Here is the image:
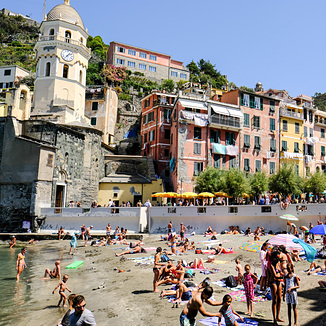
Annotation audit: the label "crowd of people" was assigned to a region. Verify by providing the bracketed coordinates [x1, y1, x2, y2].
[10, 215, 326, 326]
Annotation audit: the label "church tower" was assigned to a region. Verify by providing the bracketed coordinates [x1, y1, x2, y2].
[32, 0, 91, 124]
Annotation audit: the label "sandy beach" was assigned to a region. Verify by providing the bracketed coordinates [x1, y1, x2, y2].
[3, 233, 326, 326]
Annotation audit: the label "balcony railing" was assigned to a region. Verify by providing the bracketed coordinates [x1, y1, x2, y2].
[38, 35, 91, 54]
[280, 109, 303, 120]
[211, 115, 240, 128]
[153, 99, 174, 107]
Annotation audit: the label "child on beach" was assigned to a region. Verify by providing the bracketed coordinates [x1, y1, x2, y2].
[69, 232, 78, 255]
[235, 259, 244, 285]
[43, 260, 61, 279]
[52, 274, 72, 307]
[243, 264, 258, 317]
[9, 236, 16, 248]
[219, 294, 243, 326]
[283, 263, 299, 326]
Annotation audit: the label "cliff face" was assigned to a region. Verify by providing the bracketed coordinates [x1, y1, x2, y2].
[115, 94, 143, 155]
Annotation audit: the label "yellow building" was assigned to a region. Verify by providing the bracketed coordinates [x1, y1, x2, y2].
[98, 174, 164, 206]
[280, 102, 304, 175]
[98, 155, 164, 206]
[0, 101, 6, 117]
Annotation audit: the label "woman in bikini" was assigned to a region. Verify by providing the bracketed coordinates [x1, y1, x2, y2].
[268, 250, 284, 324]
[153, 247, 166, 292]
[278, 245, 293, 274]
[16, 247, 27, 282]
[170, 233, 178, 254]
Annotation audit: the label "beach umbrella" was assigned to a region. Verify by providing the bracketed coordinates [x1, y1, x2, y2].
[280, 214, 299, 221]
[215, 191, 230, 197]
[197, 192, 215, 198]
[151, 193, 164, 198]
[267, 234, 302, 251]
[161, 192, 178, 198]
[242, 193, 250, 198]
[239, 241, 271, 253]
[309, 224, 326, 235]
[179, 192, 198, 198]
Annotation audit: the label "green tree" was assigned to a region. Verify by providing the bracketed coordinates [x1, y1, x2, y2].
[312, 92, 326, 111]
[222, 169, 249, 198]
[249, 172, 268, 198]
[240, 86, 254, 93]
[304, 171, 326, 197]
[269, 165, 303, 197]
[194, 166, 225, 193]
[159, 79, 175, 93]
[186, 60, 200, 75]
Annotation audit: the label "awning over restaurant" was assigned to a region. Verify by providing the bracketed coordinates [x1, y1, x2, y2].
[211, 104, 229, 115]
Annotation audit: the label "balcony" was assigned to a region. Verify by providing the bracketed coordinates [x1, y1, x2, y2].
[153, 99, 174, 107]
[280, 109, 303, 120]
[210, 114, 240, 129]
[314, 116, 326, 127]
[38, 35, 91, 54]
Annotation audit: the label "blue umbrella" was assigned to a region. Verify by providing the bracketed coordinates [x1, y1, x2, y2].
[309, 224, 326, 235]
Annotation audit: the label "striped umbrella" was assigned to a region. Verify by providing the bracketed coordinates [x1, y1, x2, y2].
[280, 214, 299, 221]
[267, 234, 302, 251]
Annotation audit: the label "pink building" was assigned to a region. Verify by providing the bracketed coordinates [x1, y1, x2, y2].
[141, 91, 176, 186]
[169, 94, 242, 193]
[220, 89, 281, 175]
[107, 41, 189, 83]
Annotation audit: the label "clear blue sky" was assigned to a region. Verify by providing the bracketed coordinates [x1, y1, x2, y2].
[8, 0, 326, 97]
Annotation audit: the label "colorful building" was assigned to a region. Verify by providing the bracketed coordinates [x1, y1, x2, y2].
[141, 91, 177, 186]
[169, 92, 243, 192]
[85, 86, 118, 145]
[220, 89, 281, 175]
[107, 41, 189, 83]
[312, 109, 326, 173]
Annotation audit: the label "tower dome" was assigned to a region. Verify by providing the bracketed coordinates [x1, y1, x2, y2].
[46, 0, 84, 29]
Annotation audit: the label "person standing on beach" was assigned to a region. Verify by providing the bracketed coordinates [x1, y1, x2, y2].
[80, 224, 86, 240]
[52, 274, 72, 307]
[168, 221, 173, 237]
[180, 223, 187, 241]
[70, 232, 78, 255]
[16, 247, 27, 282]
[84, 225, 93, 247]
[70, 295, 97, 326]
[180, 286, 221, 326]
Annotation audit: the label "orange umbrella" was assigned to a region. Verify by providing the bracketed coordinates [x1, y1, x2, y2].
[197, 192, 215, 198]
[179, 192, 198, 198]
[161, 192, 179, 198]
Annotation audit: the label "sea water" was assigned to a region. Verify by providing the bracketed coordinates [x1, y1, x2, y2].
[0, 242, 67, 326]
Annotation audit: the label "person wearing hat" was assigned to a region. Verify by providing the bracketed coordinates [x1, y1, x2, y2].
[85, 226, 93, 247]
[70, 232, 78, 255]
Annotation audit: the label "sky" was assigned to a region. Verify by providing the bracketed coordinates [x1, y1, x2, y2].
[7, 0, 326, 97]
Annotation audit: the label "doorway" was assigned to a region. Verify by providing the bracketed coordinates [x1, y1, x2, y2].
[134, 195, 143, 207]
[55, 185, 65, 213]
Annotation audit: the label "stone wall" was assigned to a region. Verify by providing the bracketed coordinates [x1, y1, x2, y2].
[115, 97, 142, 155]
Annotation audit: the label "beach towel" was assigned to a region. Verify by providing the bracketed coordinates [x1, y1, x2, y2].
[199, 316, 258, 325]
[228, 290, 267, 302]
[212, 280, 244, 290]
[292, 238, 317, 263]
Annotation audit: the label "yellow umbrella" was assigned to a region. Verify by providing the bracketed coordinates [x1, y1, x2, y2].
[151, 193, 164, 198]
[162, 192, 179, 198]
[242, 193, 250, 198]
[179, 192, 198, 198]
[197, 192, 215, 198]
[215, 191, 229, 197]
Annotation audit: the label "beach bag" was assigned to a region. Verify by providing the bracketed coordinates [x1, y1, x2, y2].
[184, 281, 196, 288]
[161, 254, 170, 262]
[225, 275, 237, 288]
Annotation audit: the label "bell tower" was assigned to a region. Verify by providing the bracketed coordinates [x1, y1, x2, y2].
[32, 0, 91, 124]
